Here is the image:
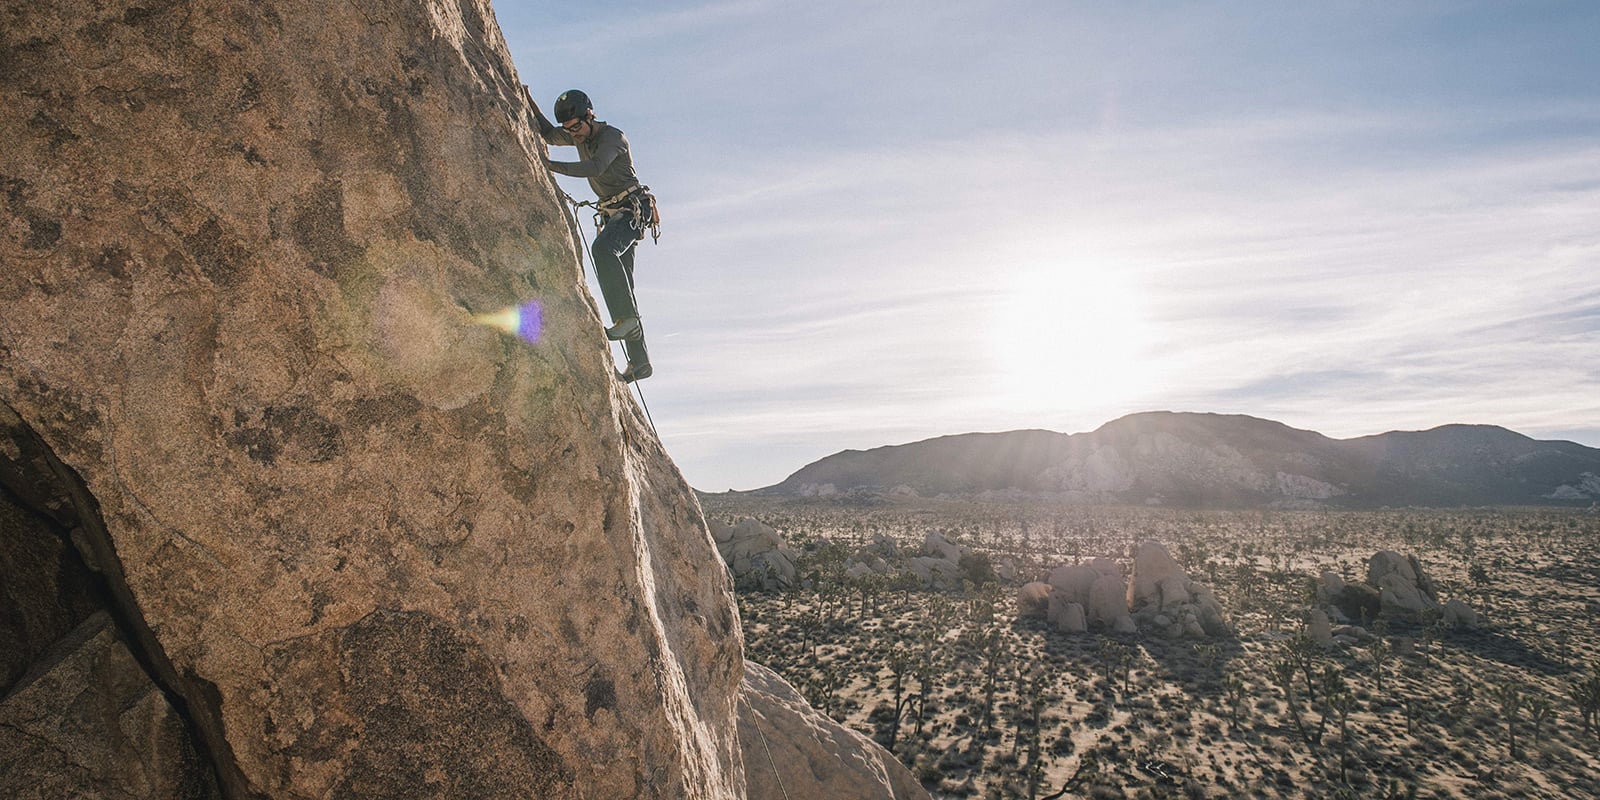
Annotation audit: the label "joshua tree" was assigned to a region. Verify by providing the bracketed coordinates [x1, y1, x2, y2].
[1571, 662, 1600, 738]
[1271, 655, 1313, 745]
[1285, 633, 1323, 705]
[976, 625, 1010, 733]
[1115, 647, 1137, 696]
[1326, 669, 1355, 784]
[883, 648, 917, 753]
[1493, 681, 1523, 760]
[1402, 695, 1426, 736]
[1368, 636, 1392, 695]
[1194, 642, 1221, 673]
[1221, 673, 1249, 736]
[1273, 640, 1339, 746]
[1467, 561, 1491, 606]
[1020, 670, 1049, 800]
[1096, 638, 1120, 685]
[1526, 693, 1552, 750]
[1381, 778, 1420, 799]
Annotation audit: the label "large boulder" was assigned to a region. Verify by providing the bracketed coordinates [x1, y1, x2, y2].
[1047, 557, 1119, 608]
[1047, 595, 1088, 634]
[1088, 572, 1136, 632]
[710, 517, 797, 591]
[1044, 558, 1134, 633]
[738, 662, 929, 800]
[1128, 541, 1190, 610]
[1127, 541, 1229, 638]
[1442, 598, 1478, 628]
[922, 530, 966, 563]
[0, 1, 898, 796]
[1017, 582, 1052, 619]
[907, 555, 963, 591]
[1368, 551, 1441, 616]
[1308, 608, 1333, 648]
[995, 556, 1018, 583]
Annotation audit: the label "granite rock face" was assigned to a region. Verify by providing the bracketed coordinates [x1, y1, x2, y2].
[738, 662, 930, 800]
[2, 1, 750, 798]
[0, 613, 219, 800]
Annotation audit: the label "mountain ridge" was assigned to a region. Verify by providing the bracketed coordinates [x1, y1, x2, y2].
[755, 412, 1600, 509]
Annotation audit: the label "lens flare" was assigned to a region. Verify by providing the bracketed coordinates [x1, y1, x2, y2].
[473, 299, 543, 344]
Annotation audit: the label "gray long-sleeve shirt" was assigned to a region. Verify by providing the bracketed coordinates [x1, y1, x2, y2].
[534, 106, 640, 201]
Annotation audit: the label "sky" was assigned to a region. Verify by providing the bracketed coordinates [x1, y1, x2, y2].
[493, 1, 1600, 492]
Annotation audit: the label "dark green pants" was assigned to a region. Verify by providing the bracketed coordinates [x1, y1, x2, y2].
[592, 209, 648, 367]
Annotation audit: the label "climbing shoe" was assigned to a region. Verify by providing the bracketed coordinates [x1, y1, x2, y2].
[618, 361, 653, 383]
[605, 316, 642, 341]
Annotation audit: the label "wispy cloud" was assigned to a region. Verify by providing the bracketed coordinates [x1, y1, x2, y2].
[499, 2, 1600, 490]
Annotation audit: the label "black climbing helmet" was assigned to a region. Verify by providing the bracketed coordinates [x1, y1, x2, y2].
[554, 89, 592, 124]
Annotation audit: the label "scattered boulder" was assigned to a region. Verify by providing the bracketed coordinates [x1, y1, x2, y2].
[1442, 598, 1478, 628]
[710, 517, 798, 591]
[1126, 541, 1229, 638]
[1048, 557, 1120, 604]
[922, 530, 966, 563]
[1329, 581, 1382, 625]
[1332, 625, 1374, 644]
[1017, 582, 1052, 618]
[995, 557, 1018, 583]
[1047, 595, 1088, 634]
[1089, 572, 1136, 633]
[1314, 553, 1475, 632]
[868, 533, 901, 558]
[907, 556, 963, 591]
[1128, 541, 1191, 609]
[1316, 570, 1348, 608]
[1367, 551, 1441, 616]
[1308, 609, 1333, 648]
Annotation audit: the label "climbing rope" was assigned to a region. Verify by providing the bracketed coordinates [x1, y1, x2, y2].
[740, 695, 792, 800]
[556, 188, 659, 438]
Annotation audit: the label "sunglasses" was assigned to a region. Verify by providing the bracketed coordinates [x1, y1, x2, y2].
[562, 120, 586, 133]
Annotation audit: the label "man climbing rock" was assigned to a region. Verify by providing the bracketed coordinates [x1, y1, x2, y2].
[529, 88, 657, 382]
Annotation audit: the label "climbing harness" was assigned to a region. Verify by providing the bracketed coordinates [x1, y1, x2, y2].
[556, 187, 660, 437]
[595, 184, 662, 244]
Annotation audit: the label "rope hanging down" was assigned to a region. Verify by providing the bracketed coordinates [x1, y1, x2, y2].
[739, 695, 792, 800]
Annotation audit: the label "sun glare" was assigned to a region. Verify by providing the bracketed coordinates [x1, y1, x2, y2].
[989, 266, 1152, 410]
[473, 299, 544, 344]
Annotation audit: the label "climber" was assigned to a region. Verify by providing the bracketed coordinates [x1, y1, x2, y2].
[528, 87, 659, 383]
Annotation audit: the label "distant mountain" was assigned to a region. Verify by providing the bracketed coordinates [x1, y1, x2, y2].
[756, 412, 1600, 509]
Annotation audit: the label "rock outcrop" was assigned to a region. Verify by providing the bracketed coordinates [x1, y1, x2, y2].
[738, 662, 929, 800]
[1367, 551, 1441, 616]
[710, 517, 798, 591]
[1442, 598, 1479, 628]
[1017, 582, 1052, 618]
[1042, 557, 1135, 634]
[1126, 541, 1228, 638]
[0, 613, 218, 799]
[1314, 552, 1475, 631]
[1030, 545, 1229, 638]
[0, 1, 906, 797]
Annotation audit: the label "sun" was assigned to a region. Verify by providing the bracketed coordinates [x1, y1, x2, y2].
[988, 265, 1152, 411]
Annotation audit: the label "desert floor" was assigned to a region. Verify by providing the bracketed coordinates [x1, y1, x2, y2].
[702, 496, 1600, 799]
